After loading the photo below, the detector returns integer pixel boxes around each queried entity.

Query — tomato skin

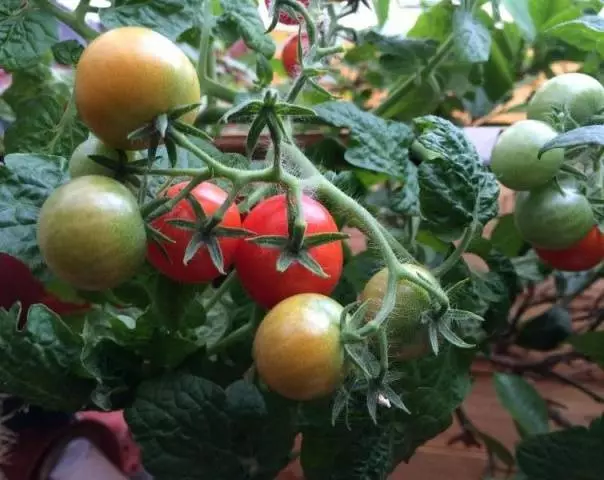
[75,26,201,150]
[527,73,604,127]
[535,226,604,272]
[282,34,309,78]
[265,0,310,25]
[69,134,136,179]
[234,194,343,309]
[37,176,147,291]
[253,293,345,401]
[514,181,595,250]
[490,120,564,191]
[147,182,242,284]
[360,264,442,360]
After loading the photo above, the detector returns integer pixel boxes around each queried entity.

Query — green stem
[287,185,307,250]
[204,271,239,312]
[286,75,308,103]
[206,321,255,356]
[377,329,389,382]
[373,35,454,118]
[379,224,414,262]
[74,0,91,22]
[207,182,243,230]
[434,222,477,278]
[37,0,98,42]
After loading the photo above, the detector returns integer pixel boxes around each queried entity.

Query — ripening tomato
[37,176,147,291]
[75,26,201,150]
[282,33,309,78]
[489,120,565,191]
[265,0,310,25]
[147,181,243,284]
[514,180,595,250]
[69,134,136,179]
[234,194,343,309]
[527,73,604,128]
[535,226,604,272]
[360,264,443,360]
[253,293,346,401]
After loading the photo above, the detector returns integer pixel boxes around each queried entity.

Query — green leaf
[3,66,88,157]
[540,125,604,155]
[0,304,94,411]
[101,0,203,41]
[218,0,276,58]
[493,373,549,437]
[452,10,492,63]
[373,0,390,27]
[502,0,536,41]
[545,15,604,55]
[516,306,573,352]
[408,0,453,42]
[517,415,604,480]
[0,154,68,280]
[569,331,604,368]
[150,275,204,332]
[491,214,525,257]
[413,116,499,239]
[314,102,417,209]
[125,373,296,480]
[0,1,58,70]
[51,39,84,66]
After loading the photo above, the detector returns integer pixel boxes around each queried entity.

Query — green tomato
[527,72,604,127]
[69,134,136,179]
[37,176,147,291]
[514,180,594,249]
[490,120,564,191]
[360,264,443,360]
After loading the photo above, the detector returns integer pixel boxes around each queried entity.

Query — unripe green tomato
[490,120,564,191]
[527,72,604,127]
[360,264,444,360]
[514,181,595,250]
[69,134,136,179]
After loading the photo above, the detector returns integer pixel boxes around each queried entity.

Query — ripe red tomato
[75,26,201,150]
[265,0,310,25]
[235,194,343,309]
[253,293,346,401]
[282,33,309,78]
[147,181,242,284]
[535,226,604,272]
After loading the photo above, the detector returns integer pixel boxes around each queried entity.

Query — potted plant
[1,1,604,479]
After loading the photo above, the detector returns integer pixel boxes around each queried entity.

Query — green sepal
[247,235,289,248]
[168,102,201,120]
[171,120,213,142]
[246,112,268,158]
[302,231,350,248]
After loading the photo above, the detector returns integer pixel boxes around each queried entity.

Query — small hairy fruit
[489,120,564,191]
[37,176,147,291]
[253,293,346,401]
[75,26,201,150]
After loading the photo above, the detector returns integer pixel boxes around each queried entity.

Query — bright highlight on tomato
[253,293,346,401]
[147,181,243,284]
[535,226,604,272]
[37,176,147,291]
[75,26,201,150]
[235,194,343,309]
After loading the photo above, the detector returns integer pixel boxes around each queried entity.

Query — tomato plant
[147,181,243,284]
[37,175,147,291]
[75,26,201,150]
[235,194,343,309]
[253,293,346,401]
[3,1,604,480]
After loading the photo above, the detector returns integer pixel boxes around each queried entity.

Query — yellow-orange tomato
[253,293,346,401]
[75,26,201,150]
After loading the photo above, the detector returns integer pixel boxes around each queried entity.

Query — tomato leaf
[0,1,58,70]
[125,373,296,479]
[218,0,276,58]
[413,115,499,239]
[516,415,604,480]
[493,373,549,437]
[0,154,68,281]
[491,214,526,257]
[452,9,492,63]
[51,39,84,66]
[569,331,604,368]
[101,0,203,41]
[540,125,604,155]
[501,0,536,41]
[545,15,604,55]
[0,304,95,411]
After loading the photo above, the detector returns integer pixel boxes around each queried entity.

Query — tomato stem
[206,319,255,356]
[74,0,91,23]
[433,221,478,279]
[38,0,98,42]
[204,271,239,313]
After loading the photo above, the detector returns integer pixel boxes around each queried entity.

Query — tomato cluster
[490,72,604,271]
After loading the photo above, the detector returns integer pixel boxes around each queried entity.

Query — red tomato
[535,226,604,272]
[282,33,309,78]
[265,0,310,25]
[235,194,343,309]
[147,181,243,284]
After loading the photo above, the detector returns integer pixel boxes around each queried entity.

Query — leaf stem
[204,271,238,313]
[74,0,91,23]
[434,222,478,278]
[37,0,98,42]
[206,320,255,356]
